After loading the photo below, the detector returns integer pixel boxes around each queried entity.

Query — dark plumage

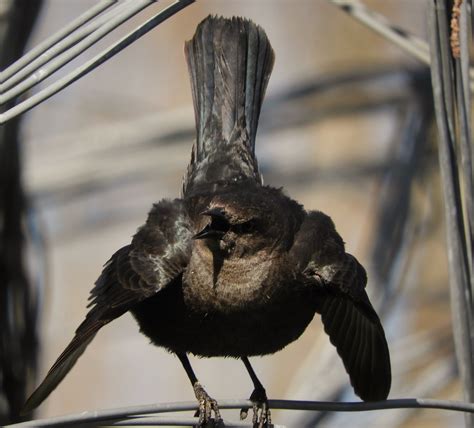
[23,15,391,426]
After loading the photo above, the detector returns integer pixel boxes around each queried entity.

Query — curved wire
[0,0,118,84]
[6,398,474,427]
[0,0,195,124]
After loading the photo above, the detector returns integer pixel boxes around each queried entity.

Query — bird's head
[193,205,262,256]
[193,187,304,258]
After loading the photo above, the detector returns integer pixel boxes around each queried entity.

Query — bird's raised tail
[183,15,275,195]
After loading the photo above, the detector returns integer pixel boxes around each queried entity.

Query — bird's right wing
[23,199,192,413]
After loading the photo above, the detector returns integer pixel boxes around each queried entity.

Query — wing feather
[316,271,391,401]
[293,210,391,401]
[23,199,192,413]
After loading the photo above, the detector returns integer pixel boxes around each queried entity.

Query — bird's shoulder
[290,210,367,302]
[290,210,345,267]
[130,198,193,290]
[88,199,193,312]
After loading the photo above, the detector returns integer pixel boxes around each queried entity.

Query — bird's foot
[240,386,271,428]
[193,381,222,427]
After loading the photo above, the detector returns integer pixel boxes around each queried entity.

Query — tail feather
[183,16,274,194]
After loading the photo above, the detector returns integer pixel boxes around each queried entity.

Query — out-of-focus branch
[0,0,43,424]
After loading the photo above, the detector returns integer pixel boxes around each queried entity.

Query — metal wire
[3,1,471,426]
[109,417,258,427]
[0,0,138,95]
[6,398,474,427]
[0,0,154,103]
[0,0,195,124]
[327,0,430,63]
[326,0,474,91]
[456,0,474,308]
[428,1,474,426]
[0,0,453,125]
[0,0,117,84]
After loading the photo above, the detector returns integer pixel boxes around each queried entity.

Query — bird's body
[24,15,391,425]
[134,251,315,358]
[133,185,316,358]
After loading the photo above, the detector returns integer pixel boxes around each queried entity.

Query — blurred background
[0,0,466,426]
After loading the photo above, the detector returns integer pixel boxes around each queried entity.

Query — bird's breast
[134,244,316,357]
[182,245,279,313]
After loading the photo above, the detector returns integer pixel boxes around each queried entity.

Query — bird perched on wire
[23,15,391,427]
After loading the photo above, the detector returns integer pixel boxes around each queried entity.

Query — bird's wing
[292,211,391,401]
[23,199,192,413]
[310,253,391,401]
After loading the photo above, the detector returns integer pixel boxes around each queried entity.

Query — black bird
[23,15,391,426]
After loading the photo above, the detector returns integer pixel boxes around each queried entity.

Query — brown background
[21,1,461,426]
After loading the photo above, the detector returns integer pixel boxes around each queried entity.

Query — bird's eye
[233,219,258,234]
[210,215,230,233]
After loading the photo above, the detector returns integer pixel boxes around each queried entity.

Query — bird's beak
[200,208,226,219]
[192,208,228,240]
[192,224,225,240]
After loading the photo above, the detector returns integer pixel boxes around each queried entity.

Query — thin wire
[327,0,430,62]
[457,0,474,316]
[6,398,474,427]
[1,0,433,122]
[326,0,474,91]
[0,0,118,83]
[428,0,474,424]
[0,0,196,124]
[0,0,154,104]
[111,417,255,427]
[0,0,135,93]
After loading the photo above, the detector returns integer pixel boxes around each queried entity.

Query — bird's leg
[177,353,221,426]
[240,357,271,428]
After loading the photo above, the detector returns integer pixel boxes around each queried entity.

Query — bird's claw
[240,386,271,428]
[193,382,222,427]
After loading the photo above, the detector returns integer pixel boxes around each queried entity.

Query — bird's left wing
[310,253,391,401]
[23,199,192,413]
[291,211,391,402]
